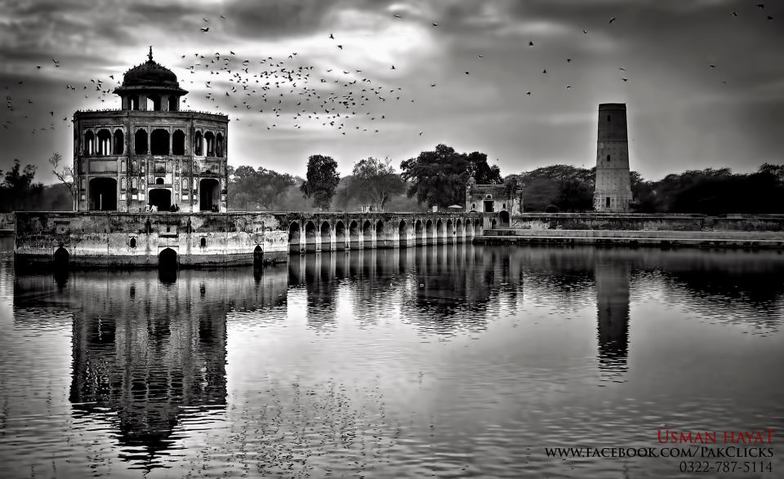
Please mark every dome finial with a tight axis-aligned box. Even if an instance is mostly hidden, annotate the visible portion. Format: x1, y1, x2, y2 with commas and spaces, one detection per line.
148, 46, 153, 62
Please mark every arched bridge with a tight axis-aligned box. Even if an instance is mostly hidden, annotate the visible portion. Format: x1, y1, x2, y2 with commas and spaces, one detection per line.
13, 210, 505, 268
280, 211, 499, 253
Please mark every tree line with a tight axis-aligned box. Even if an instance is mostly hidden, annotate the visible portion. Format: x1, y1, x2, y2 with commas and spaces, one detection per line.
3, 146, 783, 214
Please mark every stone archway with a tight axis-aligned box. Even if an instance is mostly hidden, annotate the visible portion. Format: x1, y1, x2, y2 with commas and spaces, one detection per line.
158, 248, 178, 283
305, 221, 317, 252
415, 219, 424, 246
199, 178, 220, 212
148, 189, 171, 211
499, 210, 510, 227
335, 221, 346, 250
89, 177, 117, 211
320, 221, 331, 252
289, 222, 301, 253
54, 247, 69, 268
375, 220, 385, 248
349, 220, 360, 249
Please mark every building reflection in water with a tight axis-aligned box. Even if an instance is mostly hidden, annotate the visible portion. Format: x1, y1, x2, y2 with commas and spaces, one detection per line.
10, 245, 784, 472
286, 245, 525, 334
594, 256, 631, 378
14, 266, 288, 470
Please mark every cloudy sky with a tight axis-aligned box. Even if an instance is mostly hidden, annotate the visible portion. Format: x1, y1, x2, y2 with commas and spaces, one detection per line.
1, 0, 782, 184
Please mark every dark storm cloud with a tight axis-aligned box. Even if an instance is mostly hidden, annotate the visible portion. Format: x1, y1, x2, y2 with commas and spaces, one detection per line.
1, 0, 783, 183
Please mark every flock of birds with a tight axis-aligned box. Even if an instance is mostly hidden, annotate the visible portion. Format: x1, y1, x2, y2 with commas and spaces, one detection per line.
0, 4, 778, 143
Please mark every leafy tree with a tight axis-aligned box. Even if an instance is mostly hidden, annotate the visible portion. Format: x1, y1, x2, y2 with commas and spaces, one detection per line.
400, 144, 500, 208
49, 152, 76, 210
519, 164, 594, 211
301, 155, 340, 210
0, 159, 43, 212
346, 157, 405, 211
466, 151, 503, 184
228, 165, 296, 210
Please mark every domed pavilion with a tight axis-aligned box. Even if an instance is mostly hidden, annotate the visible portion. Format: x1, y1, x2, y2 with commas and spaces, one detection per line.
73, 47, 229, 213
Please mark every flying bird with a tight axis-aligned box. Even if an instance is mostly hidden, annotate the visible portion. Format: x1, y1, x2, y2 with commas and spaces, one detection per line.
329, 33, 334, 39
201, 27, 209, 32
609, 17, 616, 23
394, 13, 402, 19
337, 45, 343, 49
432, 22, 439, 27
528, 41, 534, 46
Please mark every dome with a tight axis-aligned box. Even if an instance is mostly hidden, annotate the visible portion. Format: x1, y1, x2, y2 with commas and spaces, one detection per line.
122, 61, 179, 88
117, 47, 185, 93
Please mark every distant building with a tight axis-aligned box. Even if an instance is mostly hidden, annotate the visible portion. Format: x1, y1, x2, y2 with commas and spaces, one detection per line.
73, 47, 229, 213
465, 177, 522, 226
594, 103, 632, 212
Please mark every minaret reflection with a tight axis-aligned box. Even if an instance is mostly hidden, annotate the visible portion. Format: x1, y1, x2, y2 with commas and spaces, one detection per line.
594, 255, 631, 377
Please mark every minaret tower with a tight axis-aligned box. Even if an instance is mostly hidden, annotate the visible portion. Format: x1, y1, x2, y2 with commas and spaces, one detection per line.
594, 103, 632, 212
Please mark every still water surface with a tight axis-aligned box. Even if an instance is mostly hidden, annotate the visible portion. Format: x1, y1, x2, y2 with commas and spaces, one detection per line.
0, 242, 783, 478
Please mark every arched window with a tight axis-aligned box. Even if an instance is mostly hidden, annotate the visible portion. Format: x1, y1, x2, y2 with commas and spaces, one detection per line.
135, 129, 148, 155
150, 129, 169, 155
172, 130, 185, 155
129, 237, 136, 248
130, 96, 140, 110
194, 131, 203, 156
84, 130, 95, 155
156, 177, 164, 185
97, 129, 111, 155
168, 96, 178, 111
113, 129, 124, 155
606, 154, 611, 162
216, 132, 224, 157
205, 131, 215, 157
